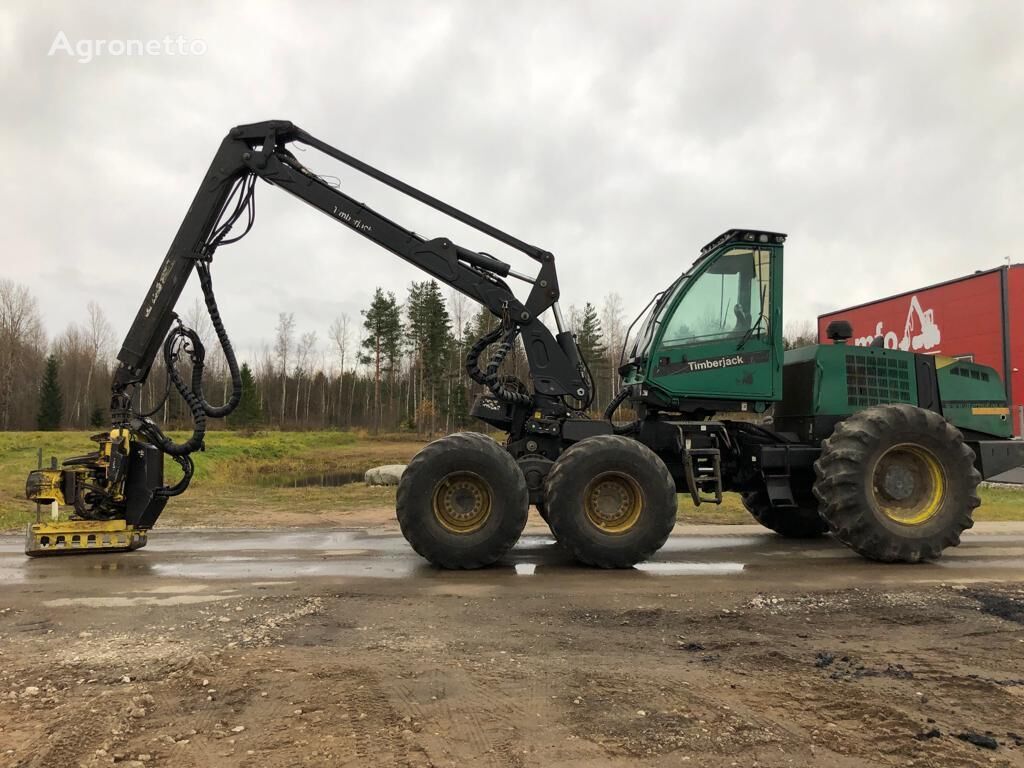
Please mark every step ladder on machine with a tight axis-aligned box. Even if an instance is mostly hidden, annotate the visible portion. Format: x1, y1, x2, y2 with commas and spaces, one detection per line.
682, 441, 723, 506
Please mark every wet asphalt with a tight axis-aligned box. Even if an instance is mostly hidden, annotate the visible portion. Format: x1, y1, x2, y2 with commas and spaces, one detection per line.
1, 523, 1022, 597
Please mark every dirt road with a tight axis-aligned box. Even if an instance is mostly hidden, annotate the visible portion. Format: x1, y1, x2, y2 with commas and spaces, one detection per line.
1, 524, 1023, 767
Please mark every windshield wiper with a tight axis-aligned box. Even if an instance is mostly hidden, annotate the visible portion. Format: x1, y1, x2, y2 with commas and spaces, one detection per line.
736, 313, 766, 350
736, 282, 769, 351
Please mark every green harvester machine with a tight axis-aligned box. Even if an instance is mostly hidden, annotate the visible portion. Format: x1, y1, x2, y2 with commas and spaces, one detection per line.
22, 121, 1024, 567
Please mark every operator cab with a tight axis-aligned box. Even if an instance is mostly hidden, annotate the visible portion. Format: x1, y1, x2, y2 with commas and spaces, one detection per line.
621, 229, 786, 413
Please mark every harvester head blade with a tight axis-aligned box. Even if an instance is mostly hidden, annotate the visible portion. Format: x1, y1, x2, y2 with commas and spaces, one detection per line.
25, 519, 147, 557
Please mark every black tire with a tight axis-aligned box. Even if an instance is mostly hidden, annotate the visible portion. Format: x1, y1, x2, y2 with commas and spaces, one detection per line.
544, 435, 677, 568
813, 404, 980, 563
397, 432, 528, 569
536, 501, 548, 523
535, 501, 562, 543
741, 486, 828, 538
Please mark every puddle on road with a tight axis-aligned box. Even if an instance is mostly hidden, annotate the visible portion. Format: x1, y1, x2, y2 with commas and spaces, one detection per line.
3, 529, 1024, 587
151, 558, 423, 580
145, 530, 373, 552
322, 549, 374, 557
634, 561, 746, 576
658, 535, 768, 553
132, 584, 209, 594
43, 594, 235, 608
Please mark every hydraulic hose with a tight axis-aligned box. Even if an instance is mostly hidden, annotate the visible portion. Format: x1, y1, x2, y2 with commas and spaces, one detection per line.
466, 325, 532, 405
465, 326, 504, 385
155, 454, 195, 497
142, 327, 209, 457
132, 261, 242, 461
604, 388, 629, 421
604, 387, 639, 435
195, 261, 242, 418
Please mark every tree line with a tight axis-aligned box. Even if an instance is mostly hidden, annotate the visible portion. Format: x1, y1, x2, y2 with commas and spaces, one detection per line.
0, 277, 632, 434
3, 277, 825, 434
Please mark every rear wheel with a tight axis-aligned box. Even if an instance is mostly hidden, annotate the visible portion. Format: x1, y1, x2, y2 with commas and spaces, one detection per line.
741, 485, 827, 538
536, 501, 549, 523
813, 404, 980, 562
397, 432, 528, 568
544, 436, 677, 568
534, 501, 565, 544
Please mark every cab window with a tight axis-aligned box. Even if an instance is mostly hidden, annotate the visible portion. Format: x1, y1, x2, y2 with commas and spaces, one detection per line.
660, 247, 770, 347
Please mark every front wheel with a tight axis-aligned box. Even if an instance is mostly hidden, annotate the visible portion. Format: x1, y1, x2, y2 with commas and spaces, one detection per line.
813, 404, 980, 562
397, 433, 528, 569
544, 436, 677, 568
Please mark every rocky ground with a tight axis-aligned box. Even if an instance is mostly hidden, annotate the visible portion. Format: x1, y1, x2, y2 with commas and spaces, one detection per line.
1, 528, 1023, 767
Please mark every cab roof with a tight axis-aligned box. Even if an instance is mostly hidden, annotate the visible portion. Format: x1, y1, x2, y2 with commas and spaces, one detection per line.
698, 229, 787, 257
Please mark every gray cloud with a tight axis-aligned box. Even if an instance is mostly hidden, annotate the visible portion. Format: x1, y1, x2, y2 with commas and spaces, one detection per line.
3, 0, 1022, 359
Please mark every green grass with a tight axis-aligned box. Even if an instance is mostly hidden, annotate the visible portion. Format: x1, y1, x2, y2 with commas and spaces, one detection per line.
972, 485, 1024, 521
1, 431, 1022, 531
677, 493, 751, 525
0, 430, 426, 530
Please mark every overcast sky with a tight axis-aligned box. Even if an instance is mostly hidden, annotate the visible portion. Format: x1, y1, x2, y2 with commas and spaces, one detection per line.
2, 1, 1022, 362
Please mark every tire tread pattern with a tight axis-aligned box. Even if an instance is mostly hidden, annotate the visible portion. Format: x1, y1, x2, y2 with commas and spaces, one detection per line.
813, 404, 980, 562
397, 432, 528, 569
545, 435, 677, 568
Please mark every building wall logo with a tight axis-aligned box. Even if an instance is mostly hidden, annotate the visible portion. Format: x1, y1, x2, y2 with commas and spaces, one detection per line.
854, 295, 942, 352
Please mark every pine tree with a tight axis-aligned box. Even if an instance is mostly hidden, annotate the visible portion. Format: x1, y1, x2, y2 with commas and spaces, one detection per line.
230, 363, 262, 429
406, 281, 452, 433
468, 306, 497, 339
37, 354, 63, 430
360, 289, 403, 432
575, 302, 606, 409
576, 302, 605, 365
448, 378, 469, 429
89, 405, 105, 428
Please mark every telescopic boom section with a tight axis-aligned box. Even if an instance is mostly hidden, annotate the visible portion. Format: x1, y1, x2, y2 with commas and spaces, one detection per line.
22, 120, 591, 541
115, 120, 588, 406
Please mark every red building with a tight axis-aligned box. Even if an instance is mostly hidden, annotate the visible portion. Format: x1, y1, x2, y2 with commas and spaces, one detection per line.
818, 265, 1024, 435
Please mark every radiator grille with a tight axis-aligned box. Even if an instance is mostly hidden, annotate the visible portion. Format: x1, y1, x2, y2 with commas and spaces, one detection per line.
845, 353, 912, 407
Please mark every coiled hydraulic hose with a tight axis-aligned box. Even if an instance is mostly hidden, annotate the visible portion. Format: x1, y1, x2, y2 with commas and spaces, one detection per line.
136, 261, 243, 459
145, 326, 209, 457
195, 260, 242, 418
465, 325, 532, 405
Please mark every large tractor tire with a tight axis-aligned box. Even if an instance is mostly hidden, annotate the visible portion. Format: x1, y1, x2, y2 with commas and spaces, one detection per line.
534, 502, 563, 543
536, 501, 549, 523
813, 404, 981, 563
544, 435, 677, 568
740, 486, 828, 538
397, 432, 529, 569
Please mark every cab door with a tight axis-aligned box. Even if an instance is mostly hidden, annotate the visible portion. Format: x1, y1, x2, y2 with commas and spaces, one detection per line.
645, 245, 782, 404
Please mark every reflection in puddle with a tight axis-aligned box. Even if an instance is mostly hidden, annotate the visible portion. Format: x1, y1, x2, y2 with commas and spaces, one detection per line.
0, 565, 24, 584
635, 562, 745, 576
3, 527, 1024, 588
151, 558, 421, 580
658, 536, 767, 553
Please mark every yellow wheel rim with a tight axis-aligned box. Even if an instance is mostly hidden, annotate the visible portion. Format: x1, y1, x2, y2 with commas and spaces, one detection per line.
870, 443, 946, 525
583, 472, 644, 534
432, 472, 492, 534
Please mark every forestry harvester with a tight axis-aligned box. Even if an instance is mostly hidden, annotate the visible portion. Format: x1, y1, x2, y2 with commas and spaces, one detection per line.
24, 121, 1024, 566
